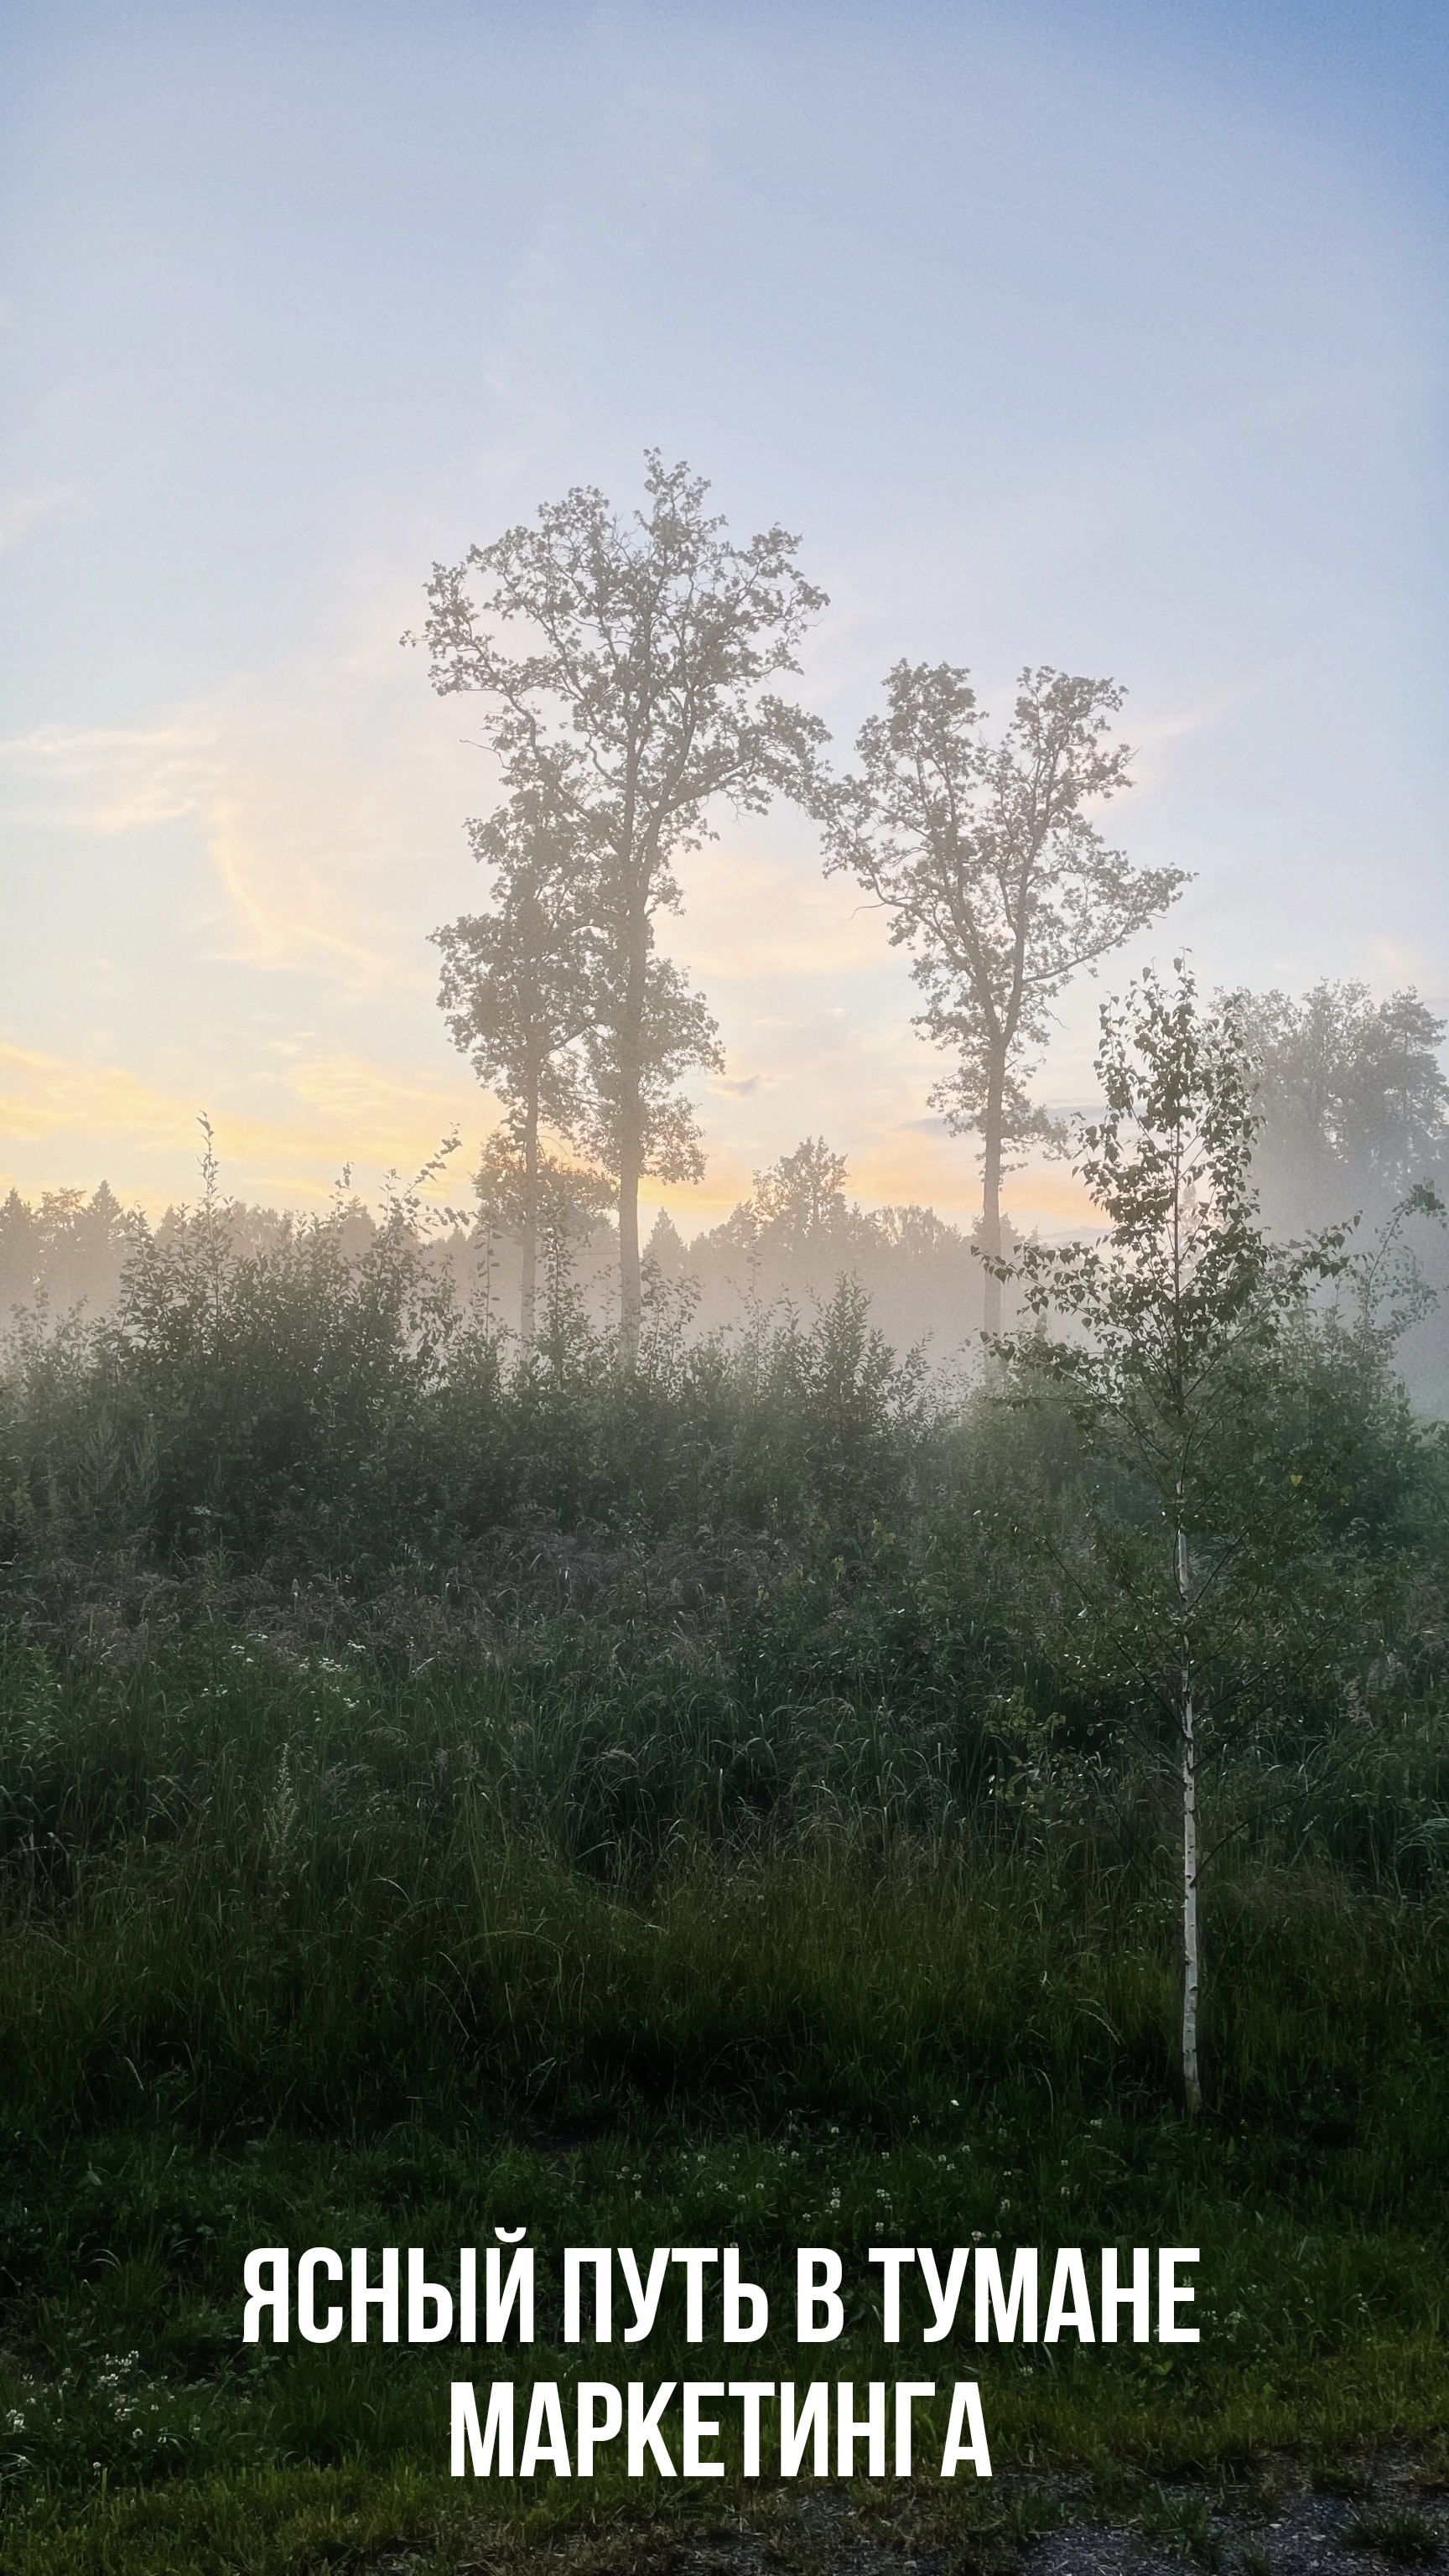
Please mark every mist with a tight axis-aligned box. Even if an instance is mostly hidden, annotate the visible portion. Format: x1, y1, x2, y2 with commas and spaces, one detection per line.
3, 4, 1448, 2562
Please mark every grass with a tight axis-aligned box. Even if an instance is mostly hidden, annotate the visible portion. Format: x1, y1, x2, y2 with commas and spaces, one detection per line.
1, 1633, 1447, 2570
1342, 2510, 1448, 2563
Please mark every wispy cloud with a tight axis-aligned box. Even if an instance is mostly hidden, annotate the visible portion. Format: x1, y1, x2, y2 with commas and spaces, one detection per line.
0, 483, 78, 553
0, 653, 485, 992
662, 839, 893, 980
0, 720, 223, 828
0, 1036, 483, 1212
0, 1040, 192, 1150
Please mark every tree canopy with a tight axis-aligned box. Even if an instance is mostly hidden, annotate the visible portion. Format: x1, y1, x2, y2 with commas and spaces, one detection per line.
418, 452, 828, 1359
821, 662, 1188, 1332
996, 964, 1381, 2112
433, 787, 601, 1343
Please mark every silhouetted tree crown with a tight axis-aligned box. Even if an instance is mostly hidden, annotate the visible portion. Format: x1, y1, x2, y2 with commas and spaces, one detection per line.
820, 662, 1188, 1332
417, 451, 828, 1361
1235, 980, 1449, 1239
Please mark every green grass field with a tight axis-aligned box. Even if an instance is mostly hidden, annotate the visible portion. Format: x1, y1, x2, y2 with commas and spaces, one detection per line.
3, 1632, 1447, 2573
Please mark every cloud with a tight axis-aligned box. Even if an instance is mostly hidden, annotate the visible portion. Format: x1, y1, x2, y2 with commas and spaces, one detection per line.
0, 484, 77, 553
287, 1051, 479, 1149
0, 647, 487, 993
0, 599, 1156, 1238
0, 719, 222, 828
662, 838, 896, 981
0, 1040, 192, 1151
1002, 1167, 1099, 1228
0, 1036, 485, 1213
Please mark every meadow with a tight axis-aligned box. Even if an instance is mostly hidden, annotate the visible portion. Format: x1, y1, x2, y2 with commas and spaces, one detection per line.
1, 1210, 1447, 2571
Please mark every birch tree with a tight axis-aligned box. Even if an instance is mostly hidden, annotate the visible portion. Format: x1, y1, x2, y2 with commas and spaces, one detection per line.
417, 453, 827, 1363
996, 967, 1351, 2114
821, 662, 1187, 1332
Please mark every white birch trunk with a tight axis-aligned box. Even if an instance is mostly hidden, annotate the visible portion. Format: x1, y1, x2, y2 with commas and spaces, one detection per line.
979, 1052, 1005, 1337
1176, 1516, 1202, 2116
519, 1089, 539, 1348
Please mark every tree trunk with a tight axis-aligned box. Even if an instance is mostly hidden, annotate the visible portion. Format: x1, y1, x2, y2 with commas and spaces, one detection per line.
617, 1122, 642, 1367
980, 1052, 1005, 1337
519, 1088, 539, 1348
615, 915, 648, 1368
1176, 1519, 1202, 2116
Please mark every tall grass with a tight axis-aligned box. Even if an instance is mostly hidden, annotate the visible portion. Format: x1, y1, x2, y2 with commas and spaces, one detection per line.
3, 1637, 1446, 2150
2, 1639, 1447, 2558
3, 1217, 1448, 2552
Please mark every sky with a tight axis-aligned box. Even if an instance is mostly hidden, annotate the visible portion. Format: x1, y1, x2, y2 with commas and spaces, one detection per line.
1, 0, 1445, 1238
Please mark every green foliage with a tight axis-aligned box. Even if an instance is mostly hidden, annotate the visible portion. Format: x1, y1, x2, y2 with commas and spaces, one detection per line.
0, 1202, 937, 1598
418, 451, 827, 1354
995, 966, 1410, 1753
989, 964, 1446, 2116
3, 1633, 1449, 2547
0, 1182, 141, 1320
819, 662, 1187, 1330
2, 988, 1447, 2560
1238, 980, 1449, 1240
1343, 2509, 1446, 2562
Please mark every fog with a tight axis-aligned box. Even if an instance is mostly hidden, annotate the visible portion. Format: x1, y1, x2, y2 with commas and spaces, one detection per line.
9, 969, 1448, 1415
3, 6, 1445, 1226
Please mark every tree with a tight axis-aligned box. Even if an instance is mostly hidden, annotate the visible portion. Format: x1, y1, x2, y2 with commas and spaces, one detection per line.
433, 788, 601, 1344
0, 1182, 142, 1320
996, 966, 1357, 2115
821, 662, 1188, 1332
416, 452, 828, 1362
574, 946, 725, 1258
1233, 980, 1449, 1239
473, 1130, 614, 1350
751, 1136, 850, 1244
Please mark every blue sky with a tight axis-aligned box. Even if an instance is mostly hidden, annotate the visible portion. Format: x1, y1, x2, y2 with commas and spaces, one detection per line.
1, 0, 1445, 1229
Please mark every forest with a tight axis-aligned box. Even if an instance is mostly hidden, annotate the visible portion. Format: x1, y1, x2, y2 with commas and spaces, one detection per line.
3, 461, 1449, 2576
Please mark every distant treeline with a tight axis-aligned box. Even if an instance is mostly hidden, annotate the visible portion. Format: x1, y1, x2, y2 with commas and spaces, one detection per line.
0, 1142, 1017, 1365
5, 979, 1448, 1403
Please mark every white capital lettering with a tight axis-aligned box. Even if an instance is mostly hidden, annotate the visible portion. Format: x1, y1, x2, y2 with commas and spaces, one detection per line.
576, 2381, 623, 2474
940, 2381, 993, 2477
452, 2380, 513, 2475
351, 2246, 399, 2343
917, 2246, 969, 2343
242, 2248, 288, 2344
1101, 2247, 1150, 2343
729, 2381, 775, 2476
297, 2247, 343, 2344
796, 2249, 844, 2342
1159, 2248, 1200, 2343
869, 2247, 916, 2341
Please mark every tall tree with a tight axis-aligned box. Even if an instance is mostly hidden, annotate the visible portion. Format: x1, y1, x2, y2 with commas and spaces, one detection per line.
433, 791, 600, 1344
821, 662, 1188, 1332
574, 946, 724, 1265
417, 452, 828, 1362
1234, 981, 1449, 1239
473, 1131, 614, 1349
998, 967, 1359, 2114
